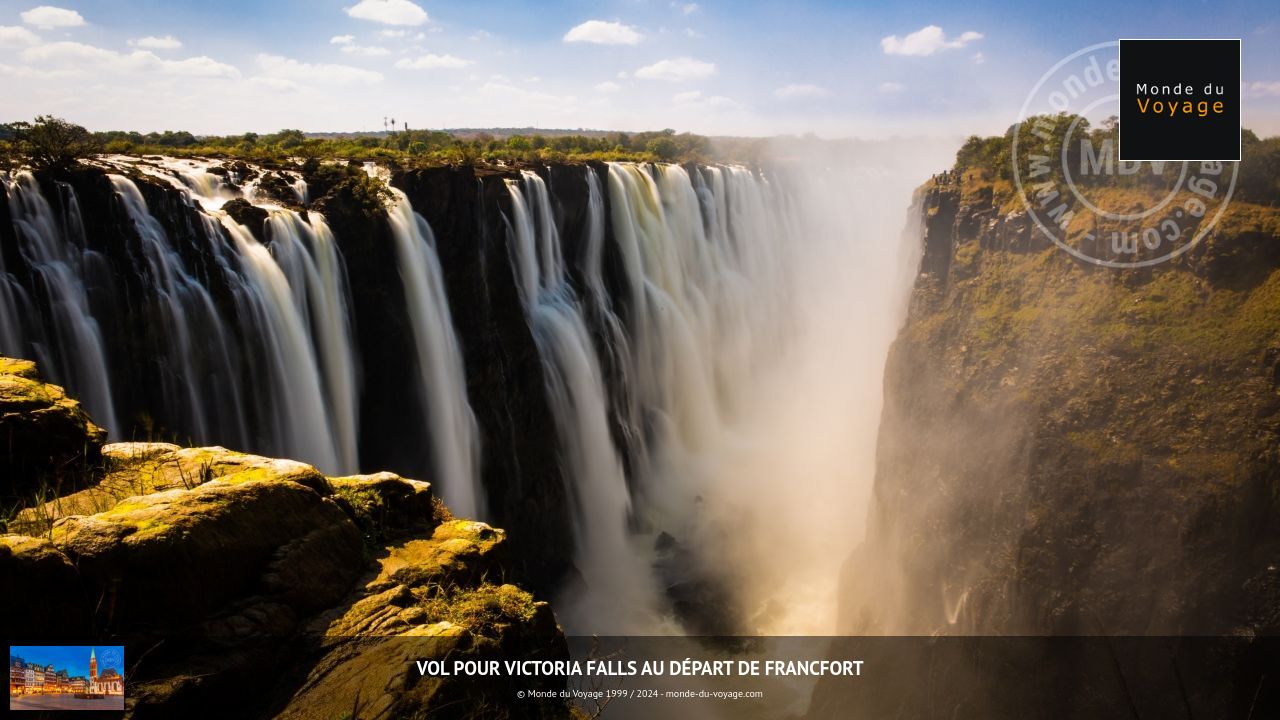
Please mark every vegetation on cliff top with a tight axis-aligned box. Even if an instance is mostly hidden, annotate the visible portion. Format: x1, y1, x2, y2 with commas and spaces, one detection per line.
947, 113, 1280, 207
0, 115, 726, 170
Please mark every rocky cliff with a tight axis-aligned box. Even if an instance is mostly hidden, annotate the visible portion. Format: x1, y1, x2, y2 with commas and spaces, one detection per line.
4, 161, 592, 593
850, 174, 1280, 637
813, 153, 1280, 717
1, 357, 569, 719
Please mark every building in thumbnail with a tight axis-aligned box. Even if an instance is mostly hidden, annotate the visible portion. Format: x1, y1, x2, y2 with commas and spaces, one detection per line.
9, 657, 24, 695
94, 668, 123, 695
87, 649, 123, 696
10, 647, 122, 697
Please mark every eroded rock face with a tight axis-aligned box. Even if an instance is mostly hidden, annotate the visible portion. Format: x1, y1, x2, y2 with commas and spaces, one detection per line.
813, 176, 1280, 718
0, 361, 570, 719
0, 357, 106, 506
273, 519, 566, 720
847, 183, 1280, 638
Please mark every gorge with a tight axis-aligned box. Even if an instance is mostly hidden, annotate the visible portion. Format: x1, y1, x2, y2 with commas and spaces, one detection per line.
0, 143, 947, 644
6, 131, 1277, 718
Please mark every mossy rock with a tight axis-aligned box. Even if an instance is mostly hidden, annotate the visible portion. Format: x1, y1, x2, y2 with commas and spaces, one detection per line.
366, 520, 508, 594
11, 442, 329, 534
52, 475, 362, 634
329, 471, 435, 541
0, 356, 106, 509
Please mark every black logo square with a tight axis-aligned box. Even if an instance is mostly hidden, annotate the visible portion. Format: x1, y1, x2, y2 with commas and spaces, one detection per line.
1119, 39, 1241, 161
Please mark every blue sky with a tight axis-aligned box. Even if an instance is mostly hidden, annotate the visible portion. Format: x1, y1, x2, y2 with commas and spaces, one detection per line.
10, 646, 123, 678
0, 0, 1277, 137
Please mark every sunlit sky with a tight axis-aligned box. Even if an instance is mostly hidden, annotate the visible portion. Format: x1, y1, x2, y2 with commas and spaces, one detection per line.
1, 0, 1278, 138
10, 646, 122, 678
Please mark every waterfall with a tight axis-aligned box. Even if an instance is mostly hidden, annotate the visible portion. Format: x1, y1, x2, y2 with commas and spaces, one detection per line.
2, 151, 943, 637
154, 165, 360, 475
2, 172, 119, 433
216, 216, 345, 474
505, 170, 662, 632
385, 188, 482, 519
266, 211, 360, 474
109, 175, 248, 446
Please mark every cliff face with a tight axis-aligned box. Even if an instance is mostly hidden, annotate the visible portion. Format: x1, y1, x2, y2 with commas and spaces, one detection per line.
391, 166, 575, 590
4, 162, 586, 592
0, 357, 569, 720
808, 169, 1280, 719
844, 179, 1280, 637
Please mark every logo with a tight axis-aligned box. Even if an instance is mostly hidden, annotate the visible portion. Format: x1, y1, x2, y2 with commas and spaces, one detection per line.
1119, 39, 1241, 161
1012, 41, 1237, 268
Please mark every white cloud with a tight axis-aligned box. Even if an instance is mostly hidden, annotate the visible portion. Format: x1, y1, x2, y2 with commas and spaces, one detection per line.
1245, 80, 1280, 98
341, 44, 391, 56
22, 41, 114, 65
879, 82, 904, 93
129, 35, 182, 50
594, 80, 621, 93
971, 51, 985, 65
394, 53, 472, 69
635, 56, 716, 81
478, 81, 572, 108
672, 89, 739, 110
774, 83, 830, 99
563, 20, 643, 46
330, 35, 355, 45
683, 27, 703, 39
679, 3, 700, 14
378, 29, 407, 38
20, 5, 84, 30
345, 0, 429, 26
256, 53, 382, 84
469, 30, 492, 41
880, 25, 983, 56
0, 25, 40, 46
160, 55, 241, 78
22, 41, 239, 78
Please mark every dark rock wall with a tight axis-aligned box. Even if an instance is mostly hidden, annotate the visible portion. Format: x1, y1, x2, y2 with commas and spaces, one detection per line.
1, 163, 596, 592
394, 165, 575, 590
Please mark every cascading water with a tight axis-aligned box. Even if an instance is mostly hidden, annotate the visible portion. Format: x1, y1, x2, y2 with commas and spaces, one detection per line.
3, 148, 947, 639
600, 156, 937, 635
385, 188, 482, 519
512, 157, 933, 637
2, 171, 119, 433
110, 174, 241, 445
216, 216, 345, 474
505, 170, 663, 633
266, 211, 360, 473
154, 165, 361, 475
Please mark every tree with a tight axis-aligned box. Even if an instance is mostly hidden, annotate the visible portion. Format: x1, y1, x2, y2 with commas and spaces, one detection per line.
13, 116, 101, 170
646, 136, 679, 161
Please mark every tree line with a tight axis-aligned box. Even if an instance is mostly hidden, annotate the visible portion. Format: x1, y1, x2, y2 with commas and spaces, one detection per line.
952, 113, 1279, 206
0, 116, 720, 170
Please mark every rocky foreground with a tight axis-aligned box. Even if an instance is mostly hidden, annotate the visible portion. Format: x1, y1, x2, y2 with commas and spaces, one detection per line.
1, 357, 569, 719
